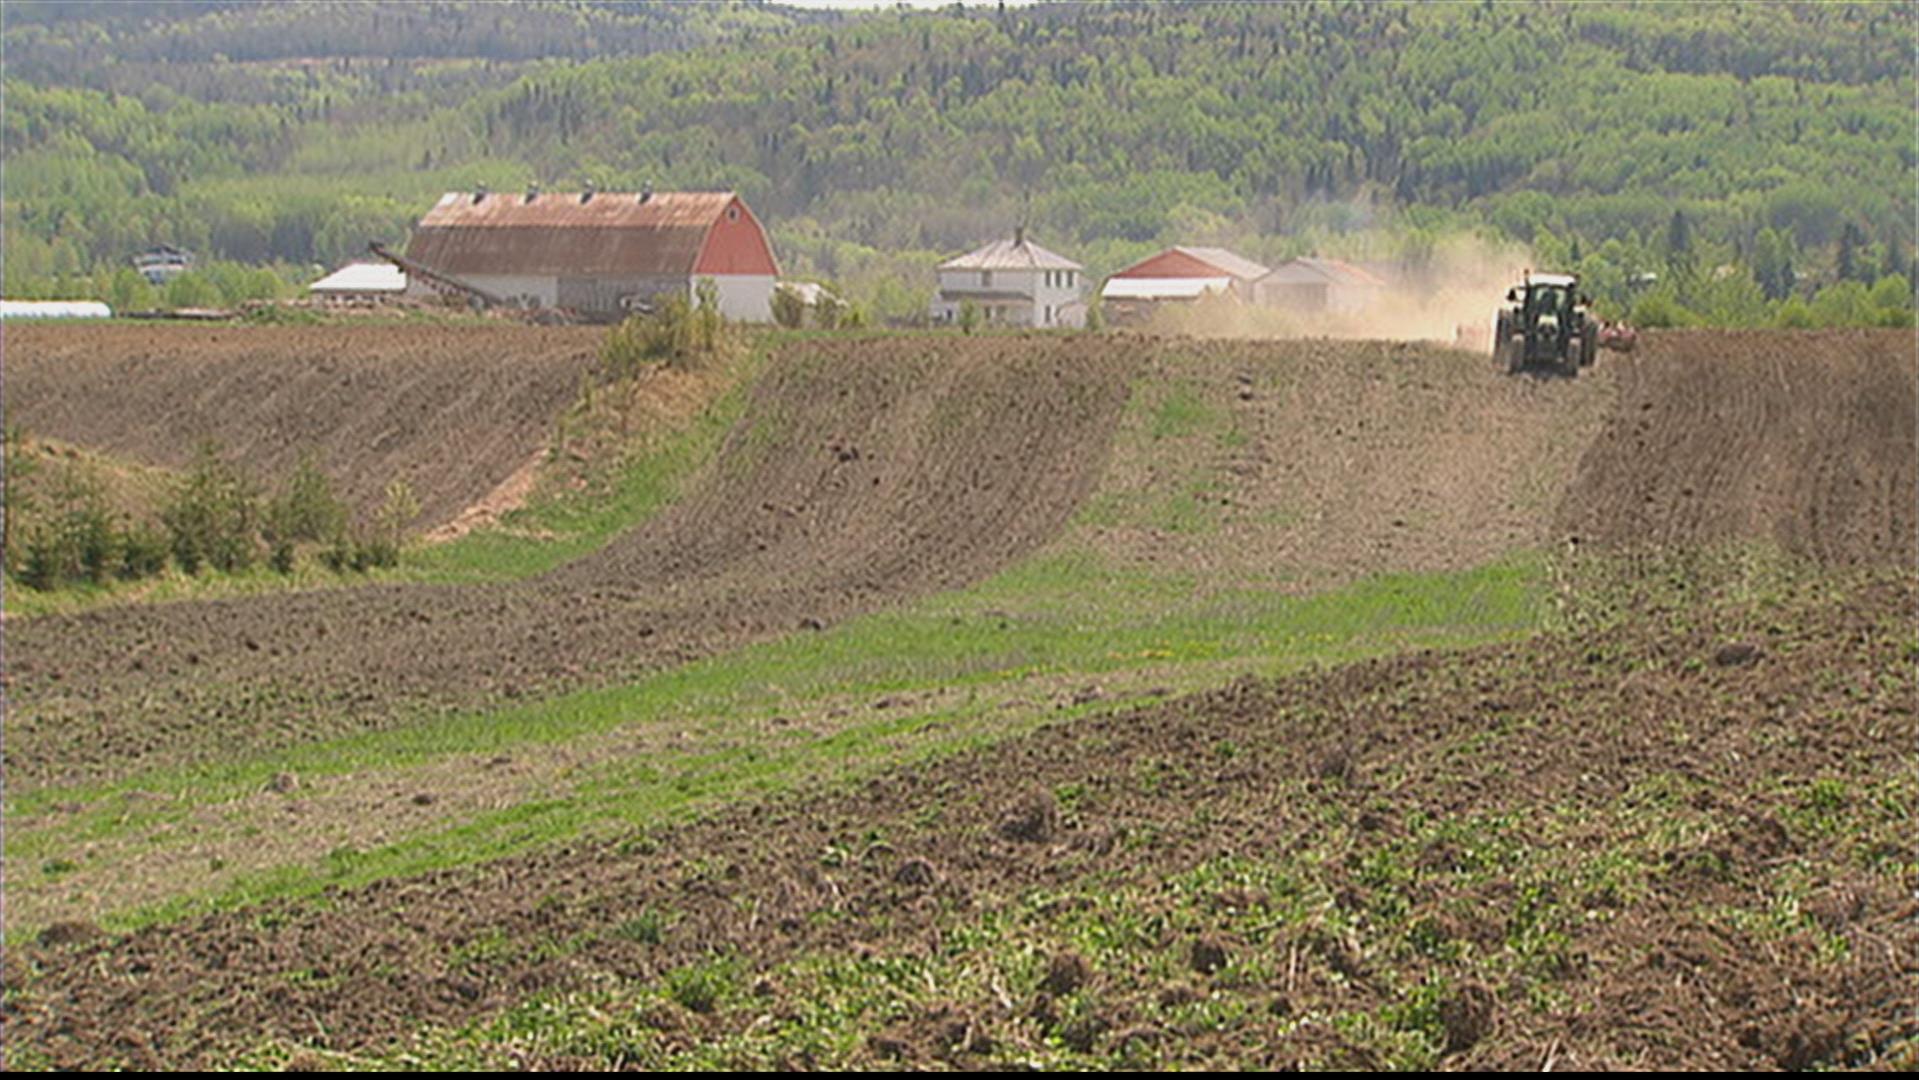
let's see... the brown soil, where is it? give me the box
[2,323,601,529]
[1067,336,1617,591]
[4,334,1139,788]
[8,331,1913,793]
[1556,328,1916,566]
[6,570,1909,1071]
[4,329,1914,1070]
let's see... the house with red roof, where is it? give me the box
[1098,246,1271,324]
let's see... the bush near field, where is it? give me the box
[2,431,416,592]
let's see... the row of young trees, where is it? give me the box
[4,433,417,593]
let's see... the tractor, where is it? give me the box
[1494,272,1598,375]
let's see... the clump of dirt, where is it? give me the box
[1040,951,1094,996]
[996,791,1060,843]
[1439,982,1497,1055]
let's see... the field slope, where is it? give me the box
[3,327,1912,1071]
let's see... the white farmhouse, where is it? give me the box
[930,229,1085,329]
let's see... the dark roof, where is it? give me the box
[406,191,739,277]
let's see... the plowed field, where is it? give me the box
[4,327,1912,1071]
[8,570,1911,1071]
[3,323,602,529]
[1557,328,1916,566]
[6,335,1138,788]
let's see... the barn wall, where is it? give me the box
[706,274,775,322]
[693,199,780,277]
[461,274,559,308]
[558,275,688,314]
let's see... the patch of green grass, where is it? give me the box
[8,553,1550,937]
[1148,383,1220,441]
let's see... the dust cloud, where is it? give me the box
[1145,236,1536,349]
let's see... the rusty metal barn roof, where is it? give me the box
[406,191,738,277]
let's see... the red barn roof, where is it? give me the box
[406,191,779,278]
[1110,246,1270,283]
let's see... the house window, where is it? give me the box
[982,270,993,288]
[727,206,739,221]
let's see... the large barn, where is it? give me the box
[403,189,780,321]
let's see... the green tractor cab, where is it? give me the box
[1494,272,1598,375]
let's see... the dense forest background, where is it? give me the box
[3,0,1913,325]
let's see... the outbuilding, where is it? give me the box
[1099,246,1271,324]
[1254,257,1387,315]
[403,188,781,321]
[308,261,407,303]
[0,300,112,320]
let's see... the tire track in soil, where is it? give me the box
[4,336,1140,789]
[6,572,1911,1070]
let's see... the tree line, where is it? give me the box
[4,2,1911,323]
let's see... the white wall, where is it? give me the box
[929,267,1083,327]
[703,274,775,323]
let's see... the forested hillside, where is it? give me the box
[4,1,1911,322]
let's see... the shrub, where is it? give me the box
[2,425,36,577]
[119,522,170,580]
[319,531,357,573]
[959,298,981,334]
[1773,296,1816,329]
[357,478,419,569]
[771,284,808,328]
[600,289,736,376]
[14,469,121,589]
[268,455,348,544]
[694,277,724,353]
[18,525,77,590]
[1629,290,1693,328]
[267,534,297,574]
[162,441,261,574]
[814,293,844,330]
